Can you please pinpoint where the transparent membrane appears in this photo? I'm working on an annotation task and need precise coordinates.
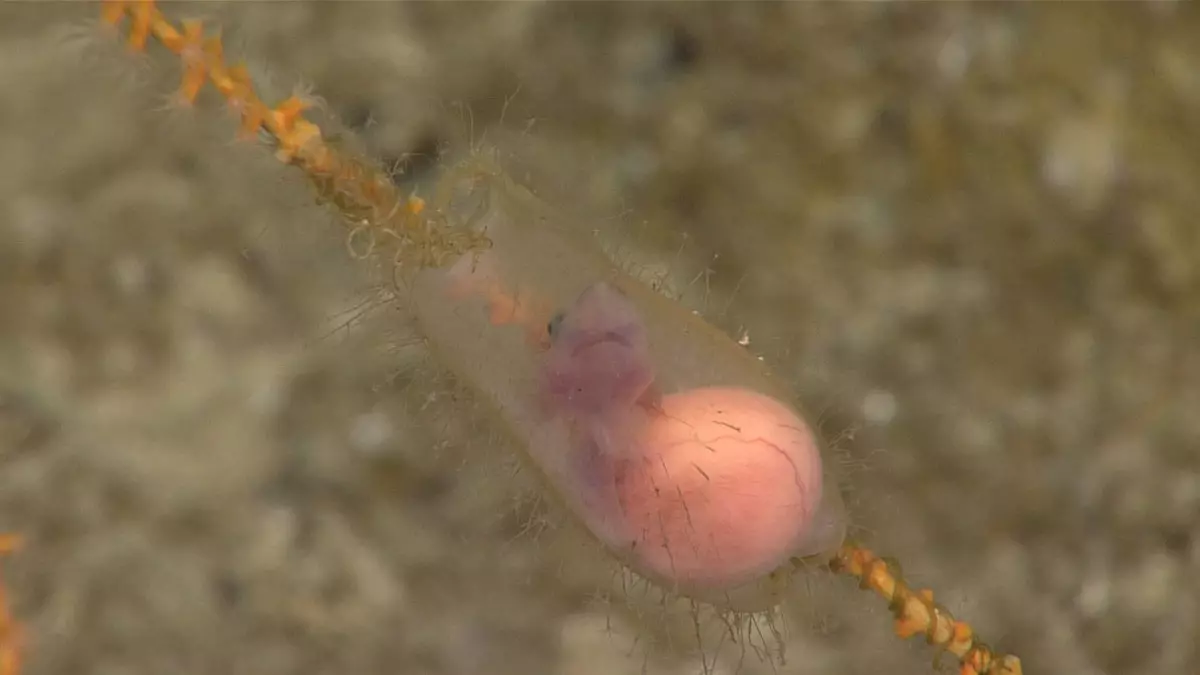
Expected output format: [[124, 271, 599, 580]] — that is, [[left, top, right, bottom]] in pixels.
[[407, 163, 847, 612]]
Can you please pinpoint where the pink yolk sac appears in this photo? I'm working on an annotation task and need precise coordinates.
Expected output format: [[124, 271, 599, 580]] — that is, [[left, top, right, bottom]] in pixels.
[[607, 386, 823, 591]]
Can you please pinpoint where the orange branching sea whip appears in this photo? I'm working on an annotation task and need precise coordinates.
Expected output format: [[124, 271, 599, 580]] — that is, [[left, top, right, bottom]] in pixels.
[[90, 3, 1023, 675]]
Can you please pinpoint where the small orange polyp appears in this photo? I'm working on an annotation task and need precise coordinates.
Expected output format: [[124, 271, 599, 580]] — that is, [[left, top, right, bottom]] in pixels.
[[0, 535, 20, 675], [175, 21, 208, 105]]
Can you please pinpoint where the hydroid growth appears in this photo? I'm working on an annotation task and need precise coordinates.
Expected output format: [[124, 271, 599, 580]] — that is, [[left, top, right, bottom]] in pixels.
[[96, 3, 1023, 675], [100, 0, 490, 273]]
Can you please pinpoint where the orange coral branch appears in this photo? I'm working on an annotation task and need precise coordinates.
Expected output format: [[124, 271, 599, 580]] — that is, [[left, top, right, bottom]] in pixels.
[[830, 543, 1023, 675], [99, 0, 489, 270], [0, 535, 22, 675]]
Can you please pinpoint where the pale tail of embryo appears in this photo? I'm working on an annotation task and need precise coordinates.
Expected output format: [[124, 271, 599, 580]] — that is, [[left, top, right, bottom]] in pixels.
[[23, 4, 1022, 675]]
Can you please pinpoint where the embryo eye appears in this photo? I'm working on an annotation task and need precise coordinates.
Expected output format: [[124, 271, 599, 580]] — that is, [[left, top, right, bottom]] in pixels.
[[547, 311, 564, 340]]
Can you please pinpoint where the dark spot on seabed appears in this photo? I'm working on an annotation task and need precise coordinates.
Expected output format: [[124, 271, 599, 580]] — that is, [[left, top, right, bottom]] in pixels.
[[667, 27, 700, 70]]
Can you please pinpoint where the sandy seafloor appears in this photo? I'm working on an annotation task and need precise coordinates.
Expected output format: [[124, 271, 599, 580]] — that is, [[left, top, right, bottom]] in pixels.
[[0, 3, 1197, 675]]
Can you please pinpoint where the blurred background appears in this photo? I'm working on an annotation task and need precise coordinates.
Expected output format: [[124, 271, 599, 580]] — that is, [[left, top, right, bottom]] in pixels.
[[1, 3, 1197, 674]]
